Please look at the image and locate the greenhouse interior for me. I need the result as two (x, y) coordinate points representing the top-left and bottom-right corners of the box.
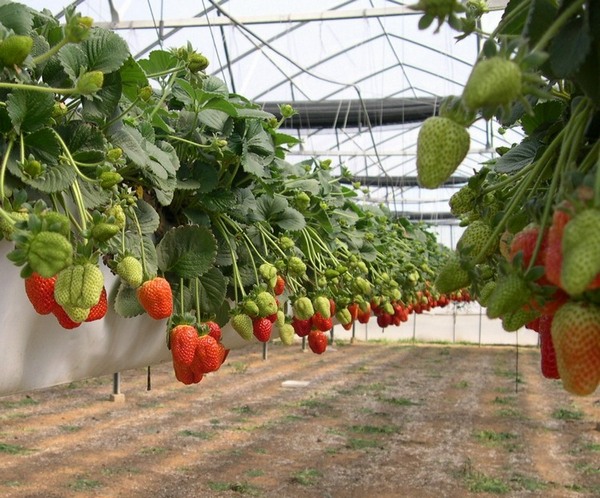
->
(0, 0), (598, 496)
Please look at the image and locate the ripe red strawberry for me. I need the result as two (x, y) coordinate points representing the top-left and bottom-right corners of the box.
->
(137, 276), (173, 319)
(173, 360), (203, 385)
(292, 317), (312, 337)
(551, 301), (600, 395)
(357, 306), (371, 324)
(377, 312), (393, 328)
(52, 304), (82, 329)
(462, 56), (522, 111)
(538, 314), (560, 380)
(311, 311), (333, 332)
(308, 329), (328, 354)
(416, 116), (470, 189)
(85, 287), (108, 322)
(273, 275), (285, 295)
(342, 321), (353, 331)
(266, 312), (278, 323)
(194, 335), (224, 374)
(252, 317), (272, 342)
(205, 321), (222, 341)
(509, 225), (549, 285)
(348, 303), (359, 320)
(170, 324), (199, 366)
(25, 272), (57, 315)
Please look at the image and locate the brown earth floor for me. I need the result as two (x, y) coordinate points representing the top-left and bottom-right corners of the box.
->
(0, 340), (599, 498)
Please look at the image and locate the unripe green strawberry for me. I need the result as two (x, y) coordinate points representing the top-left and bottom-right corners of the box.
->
(457, 220), (495, 260)
(54, 263), (104, 310)
(551, 301), (600, 396)
(106, 204), (126, 230)
(476, 280), (496, 307)
(65, 14), (93, 43)
(279, 236), (295, 250)
(434, 254), (470, 294)
(116, 256), (143, 288)
(486, 273), (531, 319)
(187, 53), (209, 73)
(354, 276), (372, 295)
(449, 186), (476, 216)
(275, 310), (286, 328)
(463, 56), (522, 111)
(41, 210), (70, 237)
(0, 35), (33, 66)
(26, 231), (73, 278)
(295, 191), (311, 211)
(76, 71), (104, 95)
(313, 296), (331, 319)
(293, 297), (314, 320)
(501, 307), (540, 332)
(336, 308), (352, 325)
(561, 209), (600, 295)
(259, 262), (277, 280)
(288, 256), (307, 276)
(0, 211), (28, 240)
(416, 117), (470, 189)
(99, 171), (123, 189)
(63, 304), (90, 323)
(91, 222), (120, 242)
(231, 313), (254, 340)
(278, 323), (295, 346)
(243, 299), (259, 317)
(256, 291), (277, 317)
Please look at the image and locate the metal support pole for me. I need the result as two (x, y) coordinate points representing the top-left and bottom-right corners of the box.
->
(452, 304), (457, 343)
(110, 372), (125, 402)
(478, 305), (483, 347)
(147, 366), (152, 391)
(262, 341), (268, 360)
(412, 312), (417, 342)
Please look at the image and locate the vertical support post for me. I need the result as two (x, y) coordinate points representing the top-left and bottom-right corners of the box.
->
(478, 305), (483, 347)
(262, 341), (268, 360)
(351, 320), (356, 344)
(110, 372), (125, 403)
(412, 312), (417, 342)
(147, 366), (151, 391)
(452, 304), (457, 343)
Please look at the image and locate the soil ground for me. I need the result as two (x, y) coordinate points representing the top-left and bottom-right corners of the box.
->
(0, 340), (599, 498)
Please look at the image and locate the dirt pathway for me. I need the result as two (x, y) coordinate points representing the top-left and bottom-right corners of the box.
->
(0, 341), (598, 497)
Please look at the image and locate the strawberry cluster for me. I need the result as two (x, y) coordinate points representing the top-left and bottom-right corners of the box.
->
(169, 322), (229, 385)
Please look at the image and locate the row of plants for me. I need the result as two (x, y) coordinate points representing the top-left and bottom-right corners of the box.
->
(0, 3), (463, 385)
(411, 0), (599, 396)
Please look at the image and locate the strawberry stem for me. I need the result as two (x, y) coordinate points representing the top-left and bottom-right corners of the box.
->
(129, 206), (149, 280)
(0, 137), (15, 205)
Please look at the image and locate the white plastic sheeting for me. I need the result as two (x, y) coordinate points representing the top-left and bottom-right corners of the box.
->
(0, 242), (248, 397)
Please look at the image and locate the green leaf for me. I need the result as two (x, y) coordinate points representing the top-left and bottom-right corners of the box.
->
(197, 108), (230, 131)
(10, 160), (76, 193)
(83, 28), (130, 74)
(24, 127), (60, 164)
(272, 206), (306, 231)
(252, 194), (287, 222)
(156, 225), (217, 278)
(523, 0), (558, 48)
(78, 179), (111, 210)
(520, 100), (563, 135)
(0, 2), (33, 35)
(498, 0), (529, 36)
(273, 132), (302, 147)
(197, 267), (228, 315)
(549, 16), (592, 78)
(6, 90), (54, 133)
(58, 121), (106, 163)
(179, 161), (219, 193)
(82, 70), (122, 121)
(113, 281), (144, 317)
(58, 43), (87, 82)
(130, 198), (160, 235)
(493, 139), (542, 173)
(119, 56), (149, 102)
(246, 120), (274, 156)
(236, 107), (274, 120)
(202, 76), (229, 97)
(138, 50), (178, 76)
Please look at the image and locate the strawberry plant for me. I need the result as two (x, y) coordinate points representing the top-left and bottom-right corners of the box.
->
(0, 2), (467, 386)
(412, 0), (600, 394)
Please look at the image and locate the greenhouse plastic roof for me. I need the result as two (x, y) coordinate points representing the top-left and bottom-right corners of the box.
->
(22, 0), (521, 238)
